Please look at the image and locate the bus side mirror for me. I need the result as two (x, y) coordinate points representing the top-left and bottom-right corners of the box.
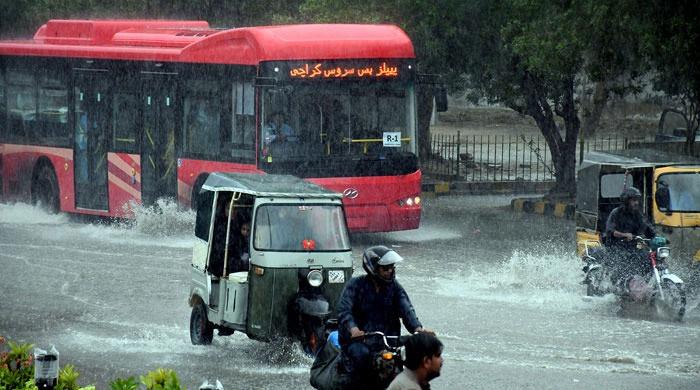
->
(435, 86), (448, 112)
(656, 186), (670, 211)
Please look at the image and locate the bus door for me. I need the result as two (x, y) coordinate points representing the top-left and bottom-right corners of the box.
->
(73, 70), (110, 211)
(141, 75), (178, 206)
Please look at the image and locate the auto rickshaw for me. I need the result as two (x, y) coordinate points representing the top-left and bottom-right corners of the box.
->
(575, 149), (700, 268)
(188, 172), (353, 354)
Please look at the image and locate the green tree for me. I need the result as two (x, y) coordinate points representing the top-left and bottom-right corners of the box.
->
(299, 0), (648, 195)
(642, 0), (700, 155)
(493, 0), (646, 195)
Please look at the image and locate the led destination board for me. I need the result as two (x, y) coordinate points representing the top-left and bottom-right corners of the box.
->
(288, 62), (400, 79)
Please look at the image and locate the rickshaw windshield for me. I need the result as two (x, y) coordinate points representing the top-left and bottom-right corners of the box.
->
(253, 204), (351, 251)
(658, 172), (700, 212)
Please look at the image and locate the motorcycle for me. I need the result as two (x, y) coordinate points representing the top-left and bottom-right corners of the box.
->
(310, 331), (407, 390)
(582, 235), (686, 321)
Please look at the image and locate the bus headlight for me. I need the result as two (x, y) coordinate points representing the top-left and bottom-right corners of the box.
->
(657, 247), (670, 259)
(307, 270), (324, 287)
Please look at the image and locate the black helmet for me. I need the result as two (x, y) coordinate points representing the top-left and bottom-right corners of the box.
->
(362, 245), (403, 283)
(620, 187), (642, 202)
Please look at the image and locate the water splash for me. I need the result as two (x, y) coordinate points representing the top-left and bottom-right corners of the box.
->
(380, 225), (463, 243)
(0, 202), (68, 224)
(0, 200), (194, 248)
(120, 198), (195, 237)
(433, 247), (602, 310)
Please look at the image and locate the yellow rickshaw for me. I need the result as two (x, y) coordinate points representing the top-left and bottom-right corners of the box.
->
(575, 149), (700, 268)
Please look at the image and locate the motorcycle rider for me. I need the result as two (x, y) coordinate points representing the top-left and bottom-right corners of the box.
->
(604, 187), (656, 290)
(336, 246), (432, 386)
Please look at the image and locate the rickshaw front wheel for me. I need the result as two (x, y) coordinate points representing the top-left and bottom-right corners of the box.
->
(190, 302), (214, 345)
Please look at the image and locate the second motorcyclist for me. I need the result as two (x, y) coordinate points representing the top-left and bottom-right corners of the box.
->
(604, 187), (657, 290)
(336, 245), (432, 387)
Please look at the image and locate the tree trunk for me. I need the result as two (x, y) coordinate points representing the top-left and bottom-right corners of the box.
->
(683, 99), (699, 156)
(580, 81), (608, 138)
(417, 84), (434, 163)
(522, 72), (579, 197)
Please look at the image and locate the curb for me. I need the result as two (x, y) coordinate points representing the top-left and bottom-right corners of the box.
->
(511, 197), (574, 219)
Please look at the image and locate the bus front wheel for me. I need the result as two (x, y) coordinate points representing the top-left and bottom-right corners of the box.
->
(31, 165), (59, 214)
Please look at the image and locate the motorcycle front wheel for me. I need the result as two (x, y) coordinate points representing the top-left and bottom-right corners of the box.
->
(655, 280), (686, 321)
(300, 316), (326, 356)
(586, 268), (608, 296)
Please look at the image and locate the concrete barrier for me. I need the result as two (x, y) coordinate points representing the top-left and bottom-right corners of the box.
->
(511, 197), (574, 219)
(421, 181), (451, 196)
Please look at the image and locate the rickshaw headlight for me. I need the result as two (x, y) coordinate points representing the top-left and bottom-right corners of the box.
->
(657, 247), (670, 259)
(307, 270), (324, 287)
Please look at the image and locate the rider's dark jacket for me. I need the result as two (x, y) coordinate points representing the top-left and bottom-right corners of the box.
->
(604, 205), (656, 248)
(337, 275), (422, 347)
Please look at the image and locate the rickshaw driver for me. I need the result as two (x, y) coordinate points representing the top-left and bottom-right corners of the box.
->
(337, 246), (433, 385)
(604, 187), (657, 288)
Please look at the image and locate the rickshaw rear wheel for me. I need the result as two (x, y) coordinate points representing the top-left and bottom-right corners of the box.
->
(190, 302), (214, 345)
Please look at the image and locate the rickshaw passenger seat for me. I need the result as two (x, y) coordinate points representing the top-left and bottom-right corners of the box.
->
(229, 271), (248, 284)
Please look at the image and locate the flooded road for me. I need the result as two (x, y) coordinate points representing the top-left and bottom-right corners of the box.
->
(1, 196), (699, 389)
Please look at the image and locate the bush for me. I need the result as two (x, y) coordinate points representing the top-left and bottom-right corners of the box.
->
(110, 377), (139, 390)
(140, 369), (184, 390)
(0, 336), (36, 390)
(1, 336), (185, 390)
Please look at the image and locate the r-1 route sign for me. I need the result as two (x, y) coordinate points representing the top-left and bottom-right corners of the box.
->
(383, 132), (401, 147)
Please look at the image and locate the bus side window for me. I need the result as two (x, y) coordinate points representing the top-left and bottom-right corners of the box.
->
(38, 66), (69, 147)
(183, 80), (221, 158)
(112, 92), (139, 153)
(0, 64), (5, 141)
(230, 81), (255, 160)
(6, 62), (36, 144)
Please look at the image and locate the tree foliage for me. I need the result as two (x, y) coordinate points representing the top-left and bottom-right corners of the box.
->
(0, 0), (304, 36)
(2, 1), (699, 192)
(641, 0), (700, 154)
(300, 0), (649, 195)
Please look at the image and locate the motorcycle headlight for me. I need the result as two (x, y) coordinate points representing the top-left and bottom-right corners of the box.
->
(657, 247), (670, 259)
(307, 270), (324, 287)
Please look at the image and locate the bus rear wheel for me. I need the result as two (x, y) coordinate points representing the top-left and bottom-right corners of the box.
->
(31, 165), (59, 214)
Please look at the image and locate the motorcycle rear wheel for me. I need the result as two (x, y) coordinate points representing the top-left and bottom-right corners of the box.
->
(655, 280), (686, 321)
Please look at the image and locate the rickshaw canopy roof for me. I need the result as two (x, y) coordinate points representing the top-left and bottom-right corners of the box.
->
(581, 149), (700, 170)
(577, 149), (700, 214)
(201, 172), (342, 199)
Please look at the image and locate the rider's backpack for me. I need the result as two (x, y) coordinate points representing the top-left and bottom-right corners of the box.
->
(309, 331), (351, 390)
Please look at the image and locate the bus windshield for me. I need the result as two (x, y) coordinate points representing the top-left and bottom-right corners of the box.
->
(658, 172), (700, 212)
(259, 82), (417, 178)
(253, 204), (351, 252)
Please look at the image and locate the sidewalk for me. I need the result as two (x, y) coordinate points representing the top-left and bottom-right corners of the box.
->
(421, 178), (554, 196)
(421, 178), (574, 219)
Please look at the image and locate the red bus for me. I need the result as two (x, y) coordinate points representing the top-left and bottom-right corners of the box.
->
(0, 20), (422, 232)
